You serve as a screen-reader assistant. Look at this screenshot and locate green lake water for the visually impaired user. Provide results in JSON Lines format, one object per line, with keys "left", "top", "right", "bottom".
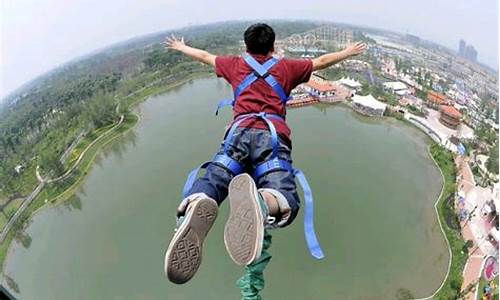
{"left": 3, "top": 77, "right": 448, "bottom": 300}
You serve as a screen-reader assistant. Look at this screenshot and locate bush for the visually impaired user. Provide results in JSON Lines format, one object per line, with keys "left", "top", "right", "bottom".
{"left": 407, "top": 105, "right": 425, "bottom": 117}
{"left": 462, "top": 240, "right": 474, "bottom": 254}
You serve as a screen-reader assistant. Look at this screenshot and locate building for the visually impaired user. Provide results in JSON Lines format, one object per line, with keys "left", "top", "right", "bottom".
{"left": 287, "top": 94, "right": 319, "bottom": 107}
{"left": 399, "top": 95, "right": 424, "bottom": 109}
{"left": 382, "top": 59, "right": 397, "bottom": 78}
{"left": 459, "top": 39, "right": 466, "bottom": 56}
{"left": 439, "top": 105, "right": 462, "bottom": 129}
{"left": 303, "top": 79, "right": 336, "bottom": 99}
{"left": 14, "top": 164, "right": 24, "bottom": 174}
{"left": 337, "top": 77, "right": 361, "bottom": 91}
{"left": 458, "top": 40, "right": 478, "bottom": 63}
{"left": 351, "top": 94, "right": 387, "bottom": 116}
{"left": 383, "top": 81, "right": 410, "bottom": 96}
{"left": 427, "top": 91, "right": 449, "bottom": 107}
{"left": 457, "top": 123, "right": 475, "bottom": 140}
{"left": 465, "top": 45, "right": 478, "bottom": 62}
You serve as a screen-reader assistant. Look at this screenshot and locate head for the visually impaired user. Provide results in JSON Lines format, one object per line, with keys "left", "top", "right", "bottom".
{"left": 244, "top": 23, "right": 275, "bottom": 55}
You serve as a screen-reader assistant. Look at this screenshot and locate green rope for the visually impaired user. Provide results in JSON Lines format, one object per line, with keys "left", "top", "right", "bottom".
{"left": 236, "top": 230, "right": 273, "bottom": 300}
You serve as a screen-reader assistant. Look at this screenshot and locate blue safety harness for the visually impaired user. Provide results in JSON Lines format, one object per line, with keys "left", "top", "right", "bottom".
{"left": 182, "top": 54, "right": 324, "bottom": 260}
{"left": 215, "top": 53, "right": 290, "bottom": 115}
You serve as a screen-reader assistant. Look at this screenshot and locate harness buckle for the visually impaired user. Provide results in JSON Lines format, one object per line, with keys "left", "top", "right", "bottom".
{"left": 253, "top": 70, "right": 269, "bottom": 78}
{"left": 269, "top": 158, "right": 281, "bottom": 169}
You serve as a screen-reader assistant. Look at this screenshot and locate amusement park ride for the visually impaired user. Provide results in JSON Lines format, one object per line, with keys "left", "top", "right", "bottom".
{"left": 276, "top": 25, "right": 354, "bottom": 58}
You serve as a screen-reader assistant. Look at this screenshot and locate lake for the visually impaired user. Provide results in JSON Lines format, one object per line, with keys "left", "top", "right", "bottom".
{"left": 3, "top": 77, "right": 449, "bottom": 300}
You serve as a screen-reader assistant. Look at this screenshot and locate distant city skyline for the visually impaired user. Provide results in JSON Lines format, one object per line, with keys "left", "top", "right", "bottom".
{"left": 458, "top": 39, "right": 478, "bottom": 63}
{"left": 1, "top": 0, "right": 498, "bottom": 99}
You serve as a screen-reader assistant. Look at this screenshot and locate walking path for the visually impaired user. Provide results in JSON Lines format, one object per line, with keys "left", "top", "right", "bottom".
{"left": 0, "top": 183, "right": 44, "bottom": 243}
{"left": 1, "top": 114, "right": 124, "bottom": 244}
{"left": 456, "top": 156, "right": 497, "bottom": 299}
{"left": 36, "top": 115, "right": 124, "bottom": 184}
{"left": 401, "top": 129, "right": 496, "bottom": 300}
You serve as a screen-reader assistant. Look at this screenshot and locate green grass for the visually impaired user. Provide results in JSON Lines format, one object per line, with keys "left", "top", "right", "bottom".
{"left": 63, "top": 123, "right": 116, "bottom": 169}
{"left": 0, "top": 163, "right": 39, "bottom": 205}
{"left": 4, "top": 199, "right": 23, "bottom": 216}
{"left": 44, "top": 113, "right": 138, "bottom": 207}
{"left": 0, "top": 198, "right": 26, "bottom": 232}
{"left": 429, "top": 143, "right": 469, "bottom": 300}
{"left": 0, "top": 215, "right": 7, "bottom": 230}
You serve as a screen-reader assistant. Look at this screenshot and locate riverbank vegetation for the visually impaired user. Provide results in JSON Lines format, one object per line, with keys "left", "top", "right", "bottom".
{"left": 0, "top": 111, "right": 138, "bottom": 268}
{"left": 429, "top": 144, "right": 469, "bottom": 300}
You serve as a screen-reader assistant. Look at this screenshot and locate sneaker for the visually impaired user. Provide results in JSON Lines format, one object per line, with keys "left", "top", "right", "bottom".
{"left": 164, "top": 196, "right": 218, "bottom": 284}
{"left": 224, "top": 173, "right": 270, "bottom": 266}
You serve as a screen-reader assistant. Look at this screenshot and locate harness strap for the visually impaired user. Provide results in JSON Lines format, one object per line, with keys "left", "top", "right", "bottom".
{"left": 224, "top": 112, "right": 281, "bottom": 159}
{"left": 242, "top": 54, "right": 289, "bottom": 104}
{"left": 215, "top": 99, "right": 234, "bottom": 115}
{"left": 294, "top": 169, "right": 325, "bottom": 260}
{"left": 233, "top": 57, "right": 280, "bottom": 99}
{"left": 183, "top": 112, "right": 283, "bottom": 197}
{"left": 215, "top": 54, "right": 290, "bottom": 115}
{"left": 182, "top": 161, "right": 212, "bottom": 198}
{"left": 253, "top": 157, "right": 292, "bottom": 178}
{"left": 181, "top": 112, "right": 324, "bottom": 260}
{"left": 212, "top": 154, "right": 244, "bottom": 175}
{"left": 181, "top": 155, "right": 244, "bottom": 199}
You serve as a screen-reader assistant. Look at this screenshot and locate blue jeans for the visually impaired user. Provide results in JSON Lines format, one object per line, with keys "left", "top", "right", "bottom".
{"left": 187, "top": 127, "right": 300, "bottom": 227}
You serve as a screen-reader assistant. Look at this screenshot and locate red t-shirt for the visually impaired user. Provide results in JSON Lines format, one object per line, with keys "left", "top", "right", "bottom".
{"left": 215, "top": 54, "right": 313, "bottom": 145}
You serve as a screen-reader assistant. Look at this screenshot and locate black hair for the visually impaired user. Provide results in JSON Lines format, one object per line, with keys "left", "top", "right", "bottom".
{"left": 244, "top": 23, "right": 275, "bottom": 55}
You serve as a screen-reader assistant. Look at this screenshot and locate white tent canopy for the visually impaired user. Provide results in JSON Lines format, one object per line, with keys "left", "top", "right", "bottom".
{"left": 383, "top": 81, "right": 407, "bottom": 91}
{"left": 352, "top": 94, "right": 387, "bottom": 111}
{"left": 338, "top": 77, "right": 361, "bottom": 88}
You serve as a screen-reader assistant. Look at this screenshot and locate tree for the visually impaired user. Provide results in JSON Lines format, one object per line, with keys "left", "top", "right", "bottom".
{"left": 84, "top": 94, "right": 119, "bottom": 128}
{"left": 486, "top": 141, "right": 499, "bottom": 175}
{"left": 39, "top": 149, "right": 64, "bottom": 176}
{"left": 475, "top": 123, "right": 497, "bottom": 146}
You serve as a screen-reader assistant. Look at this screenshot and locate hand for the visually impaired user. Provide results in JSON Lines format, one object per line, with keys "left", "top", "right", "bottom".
{"left": 164, "top": 34, "right": 186, "bottom": 51}
{"left": 344, "top": 42, "right": 367, "bottom": 57}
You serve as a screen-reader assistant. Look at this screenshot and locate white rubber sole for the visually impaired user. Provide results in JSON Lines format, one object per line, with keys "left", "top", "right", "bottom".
{"left": 224, "top": 173, "right": 264, "bottom": 266}
{"left": 164, "top": 197, "right": 218, "bottom": 284}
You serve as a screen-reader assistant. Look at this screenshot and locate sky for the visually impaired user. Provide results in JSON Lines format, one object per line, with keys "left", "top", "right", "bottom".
{"left": 1, "top": 0, "right": 498, "bottom": 99}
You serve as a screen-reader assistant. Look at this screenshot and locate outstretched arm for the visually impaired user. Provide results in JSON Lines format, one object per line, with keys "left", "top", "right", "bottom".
{"left": 312, "top": 42, "right": 367, "bottom": 71}
{"left": 164, "top": 35, "right": 216, "bottom": 66}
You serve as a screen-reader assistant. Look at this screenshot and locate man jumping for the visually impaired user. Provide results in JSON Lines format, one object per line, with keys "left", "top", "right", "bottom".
{"left": 164, "top": 23, "right": 366, "bottom": 284}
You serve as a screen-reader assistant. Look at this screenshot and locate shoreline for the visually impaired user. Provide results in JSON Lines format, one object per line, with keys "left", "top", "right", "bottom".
{"left": 412, "top": 146, "right": 452, "bottom": 300}
{"left": 346, "top": 103, "right": 461, "bottom": 299}
{"left": 1, "top": 74, "right": 458, "bottom": 299}
{"left": 312, "top": 101, "right": 455, "bottom": 299}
